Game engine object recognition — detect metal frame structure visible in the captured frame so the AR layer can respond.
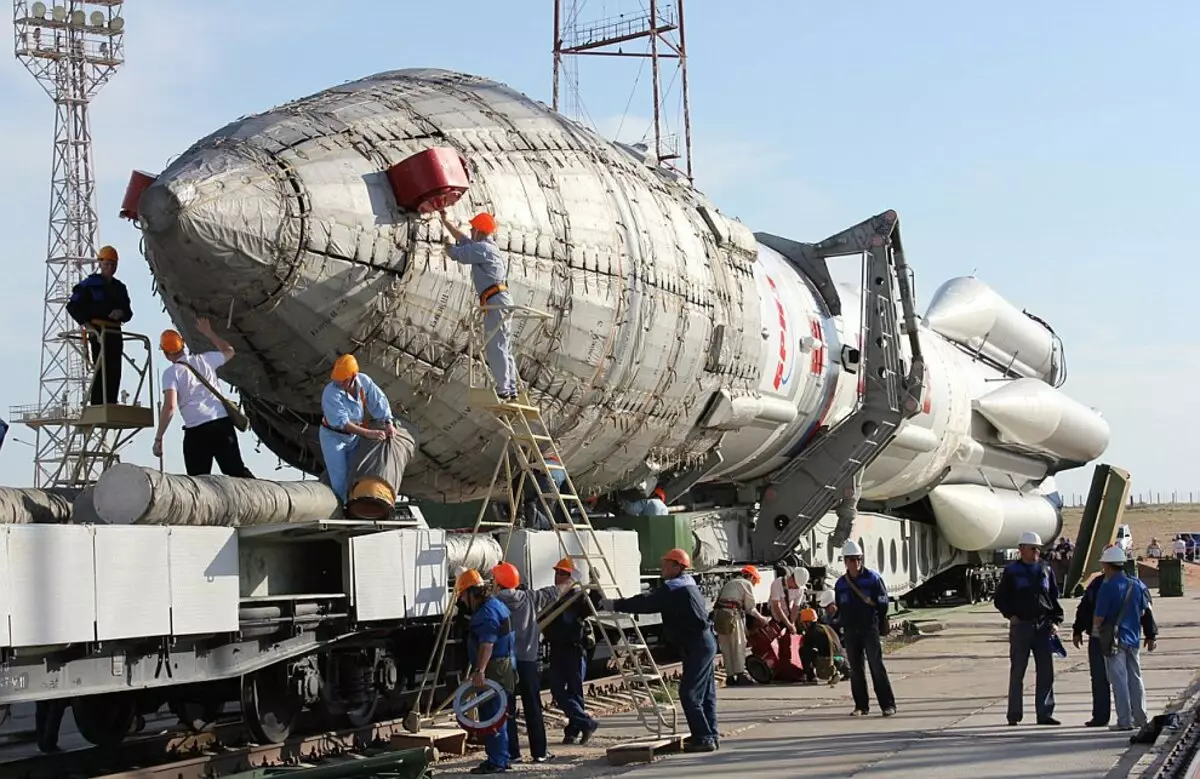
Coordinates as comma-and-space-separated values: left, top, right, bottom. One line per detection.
10, 0, 127, 487
552, 0, 694, 182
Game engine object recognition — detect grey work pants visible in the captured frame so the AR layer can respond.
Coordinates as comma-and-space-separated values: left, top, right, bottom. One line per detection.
1105, 644, 1148, 729
1007, 620, 1055, 722
483, 297, 517, 397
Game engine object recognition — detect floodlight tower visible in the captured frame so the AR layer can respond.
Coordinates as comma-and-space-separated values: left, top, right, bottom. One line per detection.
553, 0, 693, 182
11, 0, 126, 488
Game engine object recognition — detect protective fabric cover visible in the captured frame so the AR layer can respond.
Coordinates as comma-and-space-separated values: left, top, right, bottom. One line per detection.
445, 532, 503, 578
92, 463, 339, 526
0, 487, 79, 524
346, 419, 417, 519
71, 486, 105, 524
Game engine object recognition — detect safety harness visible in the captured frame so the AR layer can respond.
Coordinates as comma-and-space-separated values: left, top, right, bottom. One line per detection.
479, 283, 508, 306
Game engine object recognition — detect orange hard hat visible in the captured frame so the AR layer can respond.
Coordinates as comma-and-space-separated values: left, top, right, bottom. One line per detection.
469, 212, 496, 235
97, 245, 119, 262
160, 329, 184, 353
553, 557, 574, 573
455, 569, 484, 595
492, 562, 520, 590
331, 354, 359, 382
799, 607, 818, 624
662, 548, 691, 568
740, 564, 761, 585
653, 486, 666, 502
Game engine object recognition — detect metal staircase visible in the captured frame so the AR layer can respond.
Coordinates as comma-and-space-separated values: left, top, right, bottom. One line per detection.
757, 210, 927, 558
409, 304, 678, 738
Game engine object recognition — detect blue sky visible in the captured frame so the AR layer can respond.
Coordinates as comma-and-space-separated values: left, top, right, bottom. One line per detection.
0, 1, 1195, 505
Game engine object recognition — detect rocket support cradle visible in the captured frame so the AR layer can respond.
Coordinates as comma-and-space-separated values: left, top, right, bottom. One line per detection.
129, 68, 1109, 565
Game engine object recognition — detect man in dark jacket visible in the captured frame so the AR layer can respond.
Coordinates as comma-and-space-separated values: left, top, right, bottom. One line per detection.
994, 531, 1065, 726
66, 245, 133, 406
542, 558, 600, 745
600, 547, 718, 752
835, 540, 896, 716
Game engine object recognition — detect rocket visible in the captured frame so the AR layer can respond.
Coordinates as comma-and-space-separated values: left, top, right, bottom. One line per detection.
127, 68, 1109, 557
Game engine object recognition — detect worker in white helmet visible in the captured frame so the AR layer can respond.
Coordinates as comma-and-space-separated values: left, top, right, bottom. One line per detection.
993, 530, 1065, 726
835, 540, 896, 717
1091, 546, 1157, 732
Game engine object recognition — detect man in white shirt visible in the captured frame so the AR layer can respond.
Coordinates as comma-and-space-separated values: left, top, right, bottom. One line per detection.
1174, 536, 1188, 560
769, 566, 810, 635
152, 317, 254, 478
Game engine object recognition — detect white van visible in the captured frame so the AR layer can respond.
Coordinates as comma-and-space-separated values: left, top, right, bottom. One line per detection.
1115, 524, 1133, 554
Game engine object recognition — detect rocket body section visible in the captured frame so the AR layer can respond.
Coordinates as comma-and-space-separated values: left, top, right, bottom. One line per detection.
136, 68, 1109, 557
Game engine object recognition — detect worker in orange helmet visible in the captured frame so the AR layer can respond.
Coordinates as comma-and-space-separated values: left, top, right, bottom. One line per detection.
456, 568, 517, 774
65, 244, 133, 406
438, 209, 518, 400
713, 565, 769, 686
319, 354, 398, 505
151, 317, 254, 478
542, 557, 601, 745
599, 547, 720, 752
491, 561, 575, 764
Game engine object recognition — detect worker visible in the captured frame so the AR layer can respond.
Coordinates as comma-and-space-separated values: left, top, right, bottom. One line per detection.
620, 486, 669, 516
836, 540, 897, 717
713, 565, 770, 686
1145, 538, 1162, 559
543, 558, 600, 745
993, 530, 1064, 726
456, 568, 516, 775
817, 588, 841, 635
151, 318, 254, 477
799, 607, 847, 685
439, 210, 517, 400
66, 245, 133, 406
1092, 546, 1158, 732
1173, 535, 1187, 560
599, 548, 719, 753
491, 561, 573, 765
769, 566, 810, 635
319, 354, 398, 505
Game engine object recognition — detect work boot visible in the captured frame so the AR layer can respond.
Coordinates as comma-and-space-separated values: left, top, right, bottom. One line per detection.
579, 722, 598, 745
1037, 717, 1061, 726
684, 739, 717, 753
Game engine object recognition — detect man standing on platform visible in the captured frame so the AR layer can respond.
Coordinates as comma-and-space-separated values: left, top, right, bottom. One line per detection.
994, 530, 1064, 726
66, 245, 133, 406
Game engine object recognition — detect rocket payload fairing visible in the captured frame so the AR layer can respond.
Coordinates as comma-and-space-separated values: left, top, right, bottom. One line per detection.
131, 69, 1109, 557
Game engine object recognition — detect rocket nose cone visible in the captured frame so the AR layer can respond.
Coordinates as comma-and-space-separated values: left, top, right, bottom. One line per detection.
140, 147, 295, 293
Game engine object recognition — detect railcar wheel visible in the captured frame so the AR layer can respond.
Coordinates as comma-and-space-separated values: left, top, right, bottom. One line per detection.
745, 656, 774, 685
169, 698, 226, 732
241, 664, 302, 743
73, 693, 137, 748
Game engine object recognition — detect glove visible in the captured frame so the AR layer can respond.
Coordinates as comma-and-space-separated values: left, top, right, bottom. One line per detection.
598, 598, 615, 612
587, 589, 603, 608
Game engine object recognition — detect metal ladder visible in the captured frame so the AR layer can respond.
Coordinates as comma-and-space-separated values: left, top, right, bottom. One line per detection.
409, 305, 678, 737
758, 210, 927, 557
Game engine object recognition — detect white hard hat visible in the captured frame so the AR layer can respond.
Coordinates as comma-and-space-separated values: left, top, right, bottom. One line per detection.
792, 567, 811, 587
842, 540, 863, 558
818, 589, 836, 608
1100, 546, 1127, 565
1018, 531, 1043, 547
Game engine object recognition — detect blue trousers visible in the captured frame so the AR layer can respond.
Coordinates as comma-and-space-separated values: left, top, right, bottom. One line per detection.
318, 427, 359, 504
1007, 621, 1055, 722
483, 300, 517, 396
548, 645, 596, 736
507, 660, 549, 760
477, 690, 511, 769
1087, 637, 1110, 724
678, 632, 719, 743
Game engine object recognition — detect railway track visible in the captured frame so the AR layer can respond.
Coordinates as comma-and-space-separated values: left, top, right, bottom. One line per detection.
0, 660, 710, 779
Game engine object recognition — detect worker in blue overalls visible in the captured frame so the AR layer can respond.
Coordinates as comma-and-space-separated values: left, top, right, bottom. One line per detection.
1092, 545, 1157, 732
836, 540, 897, 716
319, 354, 397, 505
439, 210, 517, 400
457, 568, 517, 775
993, 530, 1064, 726
543, 558, 600, 745
600, 548, 719, 752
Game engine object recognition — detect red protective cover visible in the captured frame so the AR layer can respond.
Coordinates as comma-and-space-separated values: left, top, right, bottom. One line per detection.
120, 170, 158, 221
386, 147, 471, 214
748, 621, 806, 683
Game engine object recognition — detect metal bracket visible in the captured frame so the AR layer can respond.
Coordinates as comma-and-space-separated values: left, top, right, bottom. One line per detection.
757, 210, 926, 560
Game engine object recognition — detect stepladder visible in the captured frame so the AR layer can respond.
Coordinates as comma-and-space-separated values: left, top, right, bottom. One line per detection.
408, 303, 679, 737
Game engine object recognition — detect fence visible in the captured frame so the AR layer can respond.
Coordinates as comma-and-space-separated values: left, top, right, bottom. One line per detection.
1064, 491, 1200, 509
